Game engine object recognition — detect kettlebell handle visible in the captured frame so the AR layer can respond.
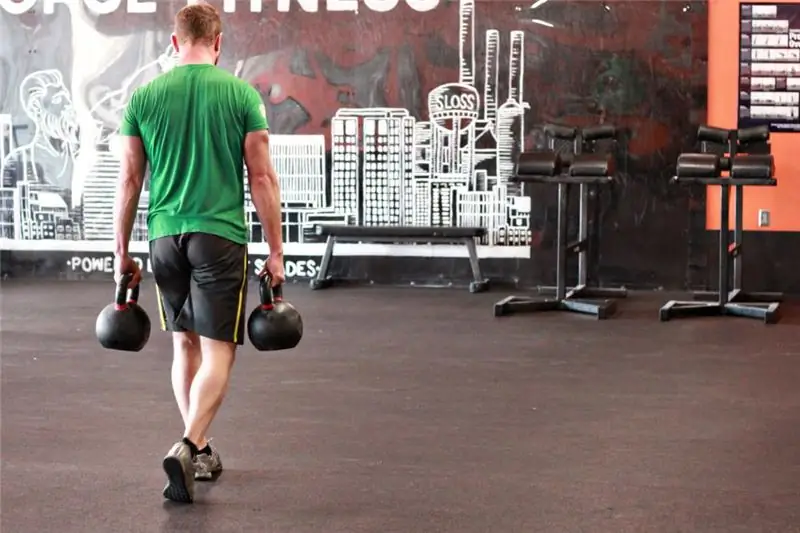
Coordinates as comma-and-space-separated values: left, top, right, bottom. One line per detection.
258, 274, 283, 309
114, 273, 140, 310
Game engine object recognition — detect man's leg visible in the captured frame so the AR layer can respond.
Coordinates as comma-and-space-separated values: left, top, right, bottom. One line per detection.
151, 236, 199, 504
171, 331, 213, 448
181, 233, 248, 478
183, 337, 236, 448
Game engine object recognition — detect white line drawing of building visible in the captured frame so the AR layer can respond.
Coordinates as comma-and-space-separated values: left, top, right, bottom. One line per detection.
81, 150, 119, 240
0, 180, 77, 240
330, 114, 361, 224
270, 134, 327, 208
245, 134, 332, 244
316, 0, 531, 245
330, 108, 417, 226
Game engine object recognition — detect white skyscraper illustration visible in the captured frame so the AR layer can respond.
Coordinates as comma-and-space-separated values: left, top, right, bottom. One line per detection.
82, 151, 120, 240
270, 135, 326, 208
331, 108, 416, 227
330, 115, 361, 223
413, 121, 433, 226
362, 111, 415, 226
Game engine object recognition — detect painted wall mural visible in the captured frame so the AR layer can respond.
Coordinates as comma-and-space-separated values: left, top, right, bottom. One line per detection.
0, 0, 708, 275
0, 0, 532, 260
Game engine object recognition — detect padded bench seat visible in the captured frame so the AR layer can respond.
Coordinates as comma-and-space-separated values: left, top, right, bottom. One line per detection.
310, 225, 490, 293
316, 225, 487, 240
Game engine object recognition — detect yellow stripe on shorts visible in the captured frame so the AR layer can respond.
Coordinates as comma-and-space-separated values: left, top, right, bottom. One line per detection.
154, 284, 167, 331
232, 251, 248, 343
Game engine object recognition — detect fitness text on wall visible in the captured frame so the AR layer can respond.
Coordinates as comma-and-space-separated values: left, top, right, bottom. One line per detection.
0, 0, 440, 15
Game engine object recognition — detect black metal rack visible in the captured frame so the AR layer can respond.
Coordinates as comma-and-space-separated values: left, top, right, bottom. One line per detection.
494, 125, 622, 320
660, 150, 780, 324
690, 127, 783, 303
494, 173, 618, 319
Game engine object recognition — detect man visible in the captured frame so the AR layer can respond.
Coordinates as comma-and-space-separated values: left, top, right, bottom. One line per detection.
112, 3, 285, 504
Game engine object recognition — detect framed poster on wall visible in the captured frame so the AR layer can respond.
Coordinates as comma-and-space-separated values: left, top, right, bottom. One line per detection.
738, 3, 800, 132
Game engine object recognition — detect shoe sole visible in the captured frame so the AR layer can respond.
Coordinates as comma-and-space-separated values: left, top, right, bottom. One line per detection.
162, 456, 193, 503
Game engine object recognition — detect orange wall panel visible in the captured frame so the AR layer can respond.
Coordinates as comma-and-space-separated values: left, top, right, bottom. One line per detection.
707, 0, 800, 231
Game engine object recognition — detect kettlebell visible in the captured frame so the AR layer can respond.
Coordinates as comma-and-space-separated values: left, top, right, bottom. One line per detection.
247, 275, 303, 351
95, 273, 151, 352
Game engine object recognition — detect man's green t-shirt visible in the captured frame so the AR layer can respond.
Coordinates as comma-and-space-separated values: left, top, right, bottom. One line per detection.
119, 64, 268, 245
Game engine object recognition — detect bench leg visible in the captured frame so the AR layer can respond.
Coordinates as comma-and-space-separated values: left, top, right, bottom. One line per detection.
464, 237, 489, 293
310, 235, 336, 290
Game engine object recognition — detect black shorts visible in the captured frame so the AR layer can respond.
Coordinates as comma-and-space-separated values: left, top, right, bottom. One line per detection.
150, 233, 249, 345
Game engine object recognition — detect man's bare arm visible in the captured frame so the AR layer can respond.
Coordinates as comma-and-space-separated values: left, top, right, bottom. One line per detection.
244, 130, 284, 256
114, 136, 147, 257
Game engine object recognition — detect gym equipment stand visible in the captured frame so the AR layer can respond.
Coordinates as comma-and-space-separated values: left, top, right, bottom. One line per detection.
494, 149, 619, 319
659, 153, 780, 324
691, 126, 783, 303
536, 126, 627, 301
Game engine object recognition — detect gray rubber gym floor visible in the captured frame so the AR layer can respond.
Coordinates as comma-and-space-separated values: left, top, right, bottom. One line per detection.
3, 280, 800, 533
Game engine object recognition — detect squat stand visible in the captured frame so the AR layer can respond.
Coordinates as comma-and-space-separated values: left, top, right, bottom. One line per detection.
536, 181, 627, 300
494, 174, 618, 319
660, 176, 780, 323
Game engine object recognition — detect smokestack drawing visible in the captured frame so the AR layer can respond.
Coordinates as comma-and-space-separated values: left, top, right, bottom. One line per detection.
496, 99, 526, 194
483, 30, 499, 123
508, 30, 524, 102
459, 0, 475, 86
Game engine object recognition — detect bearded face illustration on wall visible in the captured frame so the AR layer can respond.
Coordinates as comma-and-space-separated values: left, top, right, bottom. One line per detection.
1, 69, 80, 187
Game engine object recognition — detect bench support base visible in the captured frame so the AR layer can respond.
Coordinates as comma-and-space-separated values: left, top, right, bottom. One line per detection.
309, 234, 490, 293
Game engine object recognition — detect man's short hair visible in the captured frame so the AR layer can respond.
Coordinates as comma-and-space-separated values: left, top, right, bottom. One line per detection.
174, 3, 222, 45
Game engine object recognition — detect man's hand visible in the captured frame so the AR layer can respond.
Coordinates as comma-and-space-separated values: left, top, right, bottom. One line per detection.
114, 254, 142, 288
257, 253, 285, 287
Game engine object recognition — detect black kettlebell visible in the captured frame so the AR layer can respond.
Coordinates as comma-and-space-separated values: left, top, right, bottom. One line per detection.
95, 273, 151, 352
247, 275, 303, 351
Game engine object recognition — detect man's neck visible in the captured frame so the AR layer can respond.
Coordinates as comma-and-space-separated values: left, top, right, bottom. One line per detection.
178, 57, 214, 66
177, 48, 215, 66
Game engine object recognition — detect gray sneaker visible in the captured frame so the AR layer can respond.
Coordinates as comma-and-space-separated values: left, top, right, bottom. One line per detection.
162, 441, 196, 503
194, 440, 223, 481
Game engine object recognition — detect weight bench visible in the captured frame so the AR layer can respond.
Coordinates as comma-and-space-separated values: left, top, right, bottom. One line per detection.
659, 149, 780, 323
494, 125, 620, 319
309, 225, 490, 293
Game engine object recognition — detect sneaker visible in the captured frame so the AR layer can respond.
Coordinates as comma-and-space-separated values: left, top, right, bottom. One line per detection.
194, 440, 223, 481
162, 441, 196, 503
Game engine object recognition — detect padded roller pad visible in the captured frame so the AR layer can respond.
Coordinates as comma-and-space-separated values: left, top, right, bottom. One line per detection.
316, 225, 487, 238
730, 154, 774, 179
569, 154, 614, 177
737, 125, 769, 145
676, 153, 721, 178
543, 124, 577, 141
516, 151, 562, 177
697, 124, 732, 145
581, 124, 616, 142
